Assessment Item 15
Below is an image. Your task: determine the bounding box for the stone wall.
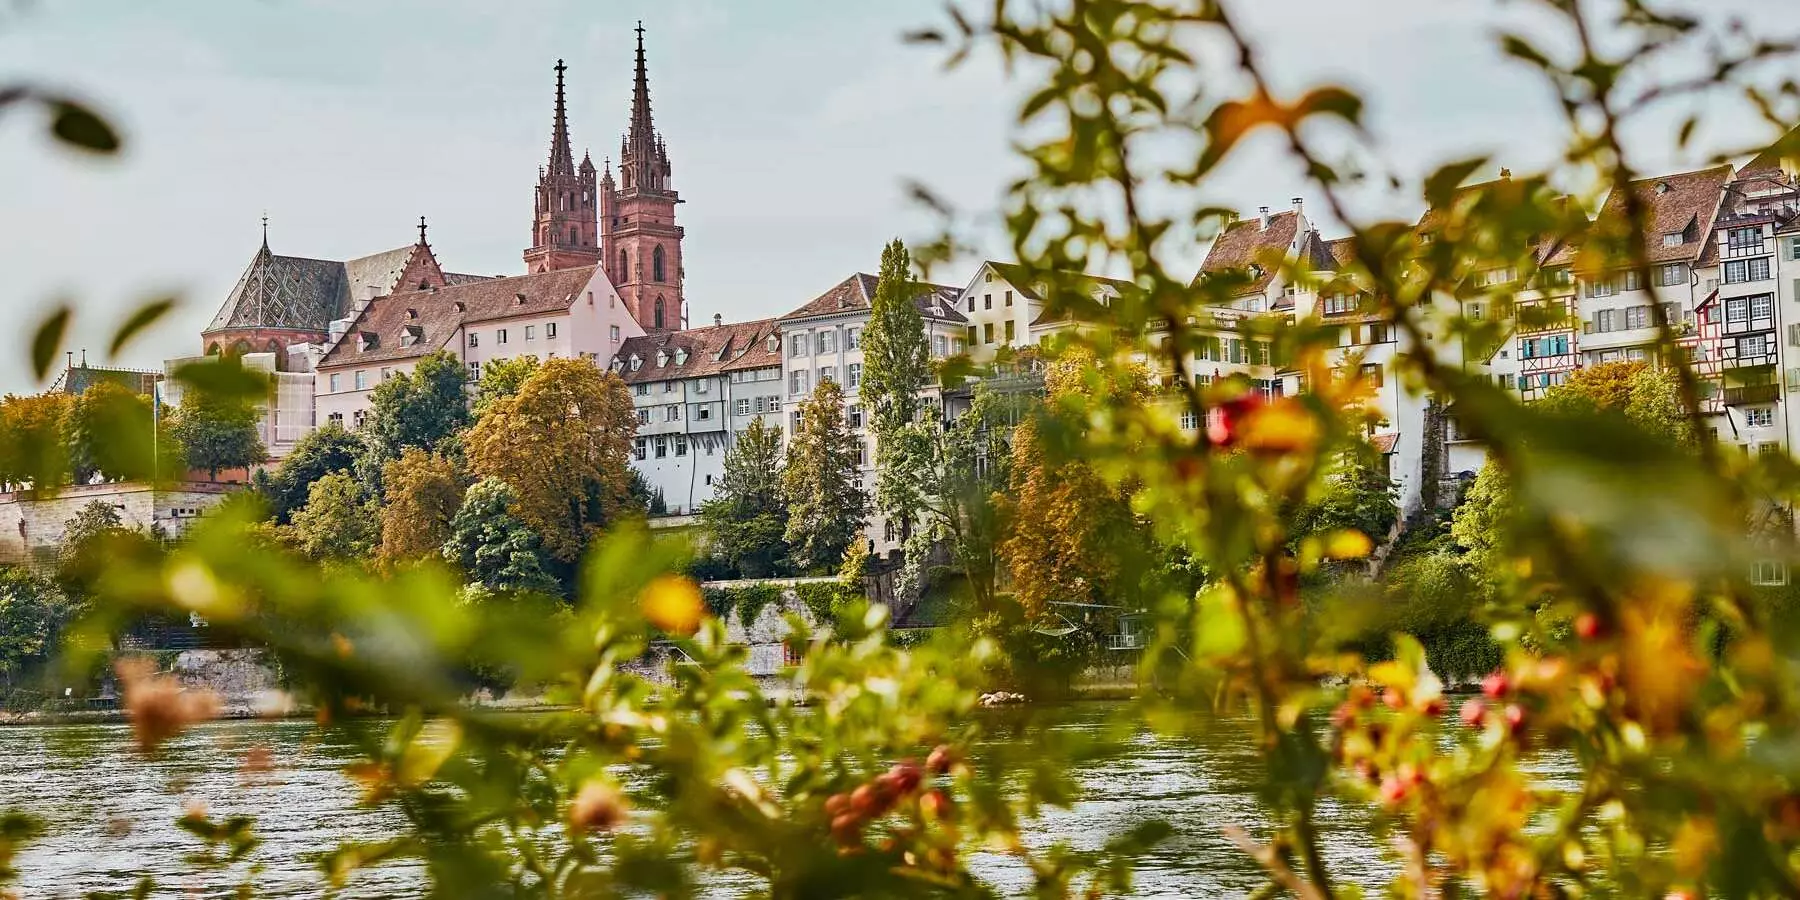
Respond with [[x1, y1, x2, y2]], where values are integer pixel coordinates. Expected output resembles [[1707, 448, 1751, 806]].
[[0, 482, 234, 565]]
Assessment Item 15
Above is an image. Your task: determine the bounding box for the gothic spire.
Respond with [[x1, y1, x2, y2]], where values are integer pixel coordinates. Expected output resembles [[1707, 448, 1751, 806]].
[[629, 22, 654, 155], [549, 59, 574, 174]]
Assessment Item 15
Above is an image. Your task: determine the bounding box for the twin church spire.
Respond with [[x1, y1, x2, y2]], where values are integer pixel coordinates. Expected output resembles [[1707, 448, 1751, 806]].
[[525, 23, 684, 333]]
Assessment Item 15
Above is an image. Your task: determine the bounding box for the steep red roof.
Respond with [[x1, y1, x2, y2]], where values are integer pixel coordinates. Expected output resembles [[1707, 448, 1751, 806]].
[[613, 318, 783, 384], [318, 265, 598, 368], [1585, 165, 1732, 269], [1196, 210, 1300, 295], [780, 273, 965, 323], [1372, 432, 1400, 454]]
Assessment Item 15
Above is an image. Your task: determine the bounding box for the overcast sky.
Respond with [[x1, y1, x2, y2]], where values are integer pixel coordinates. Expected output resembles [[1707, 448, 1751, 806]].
[[0, 0, 1787, 393]]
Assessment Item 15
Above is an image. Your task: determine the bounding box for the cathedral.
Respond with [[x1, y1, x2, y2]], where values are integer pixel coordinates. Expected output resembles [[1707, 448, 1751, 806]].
[[200, 23, 688, 371]]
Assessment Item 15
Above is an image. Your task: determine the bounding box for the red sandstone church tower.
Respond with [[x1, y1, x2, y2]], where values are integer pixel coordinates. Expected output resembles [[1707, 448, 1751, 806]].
[[601, 23, 685, 333], [523, 60, 602, 274]]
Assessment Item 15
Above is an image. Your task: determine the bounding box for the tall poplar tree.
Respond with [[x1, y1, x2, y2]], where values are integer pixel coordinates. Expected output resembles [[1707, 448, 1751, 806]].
[[699, 416, 789, 577], [858, 239, 932, 530], [781, 380, 869, 573]]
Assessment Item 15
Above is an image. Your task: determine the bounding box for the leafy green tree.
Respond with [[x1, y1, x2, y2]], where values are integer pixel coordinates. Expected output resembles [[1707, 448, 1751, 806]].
[[379, 449, 467, 566], [472, 355, 541, 418], [894, 384, 1017, 608], [289, 472, 379, 562], [365, 350, 471, 460], [781, 380, 869, 573], [262, 423, 365, 524], [699, 416, 789, 577], [859, 239, 932, 532], [441, 477, 560, 595], [1541, 360, 1691, 444], [0, 568, 56, 686], [53, 500, 126, 621], [171, 386, 265, 481], [1293, 443, 1398, 546], [0, 392, 73, 491], [466, 358, 639, 562], [65, 381, 165, 484]]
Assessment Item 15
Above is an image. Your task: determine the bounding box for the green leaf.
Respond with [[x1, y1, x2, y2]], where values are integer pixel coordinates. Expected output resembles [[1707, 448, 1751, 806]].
[[29, 305, 70, 382], [108, 296, 177, 358], [1423, 156, 1491, 207], [171, 357, 272, 402], [1294, 86, 1364, 129], [47, 98, 120, 154]]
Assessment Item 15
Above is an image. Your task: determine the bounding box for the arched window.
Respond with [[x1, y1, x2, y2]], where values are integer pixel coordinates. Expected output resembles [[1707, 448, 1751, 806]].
[[652, 245, 666, 283], [655, 297, 665, 330], [619, 249, 628, 281], [206, 342, 221, 356], [230, 339, 251, 357]]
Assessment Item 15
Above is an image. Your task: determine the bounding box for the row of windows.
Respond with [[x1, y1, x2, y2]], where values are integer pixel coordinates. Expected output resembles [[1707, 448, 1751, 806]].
[[1724, 257, 1773, 284], [468, 322, 557, 349], [1725, 294, 1775, 323], [1519, 335, 1571, 359], [732, 396, 783, 416], [635, 379, 713, 397], [790, 327, 862, 358], [788, 363, 866, 396], [965, 321, 1016, 345], [965, 290, 1014, 313], [1193, 336, 1272, 366]]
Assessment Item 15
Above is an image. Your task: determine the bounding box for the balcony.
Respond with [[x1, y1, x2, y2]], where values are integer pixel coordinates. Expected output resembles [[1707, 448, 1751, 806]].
[[1723, 383, 1780, 406], [1106, 633, 1147, 651]]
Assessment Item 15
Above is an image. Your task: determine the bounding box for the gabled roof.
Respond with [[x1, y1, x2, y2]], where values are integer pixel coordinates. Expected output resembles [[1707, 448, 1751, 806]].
[[613, 318, 783, 384], [1738, 125, 1800, 181], [1372, 432, 1400, 454], [342, 247, 419, 300], [317, 265, 600, 368], [1413, 174, 1585, 267], [1195, 210, 1301, 296], [780, 273, 965, 323], [1587, 165, 1732, 268], [206, 246, 354, 335]]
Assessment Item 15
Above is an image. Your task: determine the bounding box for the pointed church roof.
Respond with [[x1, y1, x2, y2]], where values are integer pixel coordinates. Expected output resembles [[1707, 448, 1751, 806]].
[[548, 59, 575, 175], [206, 241, 355, 335], [628, 22, 655, 157]]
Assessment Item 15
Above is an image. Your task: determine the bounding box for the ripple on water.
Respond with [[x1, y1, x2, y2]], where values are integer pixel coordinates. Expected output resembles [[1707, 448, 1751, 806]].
[[8, 703, 1565, 898]]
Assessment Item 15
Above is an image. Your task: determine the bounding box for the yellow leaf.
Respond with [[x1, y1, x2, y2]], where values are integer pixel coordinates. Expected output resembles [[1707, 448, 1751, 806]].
[[1322, 530, 1373, 559]]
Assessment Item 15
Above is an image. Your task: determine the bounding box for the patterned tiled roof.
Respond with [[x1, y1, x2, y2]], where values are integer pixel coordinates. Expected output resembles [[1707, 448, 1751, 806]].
[[1586, 165, 1732, 268], [206, 246, 352, 334], [613, 317, 782, 385], [780, 273, 965, 323], [343, 247, 419, 301], [317, 266, 600, 368], [1195, 210, 1301, 296]]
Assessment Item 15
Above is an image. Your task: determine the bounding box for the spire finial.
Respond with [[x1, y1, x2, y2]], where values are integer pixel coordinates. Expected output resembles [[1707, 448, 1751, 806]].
[[548, 58, 574, 174], [629, 22, 654, 153], [260, 212, 269, 249], [418, 215, 428, 246]]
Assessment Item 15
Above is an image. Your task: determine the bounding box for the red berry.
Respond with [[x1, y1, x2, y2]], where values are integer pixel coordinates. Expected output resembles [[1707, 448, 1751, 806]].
[[850, 784, 882, 817], [1460, 698, 1487, 727], [919, 789, 953, 820], [1503, 704, 1526, 733], [1330, 702, 1357, 728], [824, 793, 850, 817], [1419, 695, 1446, 717], [1382, 687, 1406, 710], [831, 813, 863, 845], [889, 761, 922, 795], [1574, 613, 1602, 640], [926, 745, 955, 774], [1378, 775, 1408, 806], [1481, 673, 1510, 699]]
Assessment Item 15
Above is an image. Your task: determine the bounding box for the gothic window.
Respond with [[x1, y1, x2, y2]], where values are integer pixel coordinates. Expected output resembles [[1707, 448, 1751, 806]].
[[619, 249, 628, 280], [653, 246, 666, 283], [206, 343, 221, 356], [655, 297, 666, 330], [569, 227, 578, 245]]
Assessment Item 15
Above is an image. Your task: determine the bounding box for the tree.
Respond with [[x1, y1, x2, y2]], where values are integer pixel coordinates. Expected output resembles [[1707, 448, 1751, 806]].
[[465, 358, 638, 562], [781, 379, 869, 573], [66, 381, 167, 484], [894, 384, 1017, 608], [441, 477, 560, 596], [262, 423, 366, 524], [365, 350, 471, 460], [1293, 443, 1399, 546], [0, 392, 73, 491], [289, 472, 379, 562], [1541, 360, 1690, 443], [999, 353, 1151, 617], [699, 416, 789, 577], [860, 239, 933, 534], [379, 449, 467, 566], [473, 355, 541, 418], [0, 568, 56, 686], [54, 500, 127, 618], [171, 386, 266, 481]]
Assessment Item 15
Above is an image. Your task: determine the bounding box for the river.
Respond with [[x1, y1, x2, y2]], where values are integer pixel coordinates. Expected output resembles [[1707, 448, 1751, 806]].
[[0, 703, 1579, 897]]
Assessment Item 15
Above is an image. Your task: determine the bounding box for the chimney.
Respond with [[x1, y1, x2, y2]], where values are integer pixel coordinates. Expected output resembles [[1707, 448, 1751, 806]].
[[713, 312, 723, 327], [1500, 167, 1512, 180], [1258, 206, 1271, 228], [1292, 197, 1305, 222]]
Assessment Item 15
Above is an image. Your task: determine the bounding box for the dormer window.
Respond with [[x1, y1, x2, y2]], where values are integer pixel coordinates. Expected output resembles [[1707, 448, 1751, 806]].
[[656, 350, 669, 367], [405, 308, 418, 320], [1656, 181, 1672, 195], [358, 331, 378, 352], [629, 354, 642, 371], [452, 301, 465, 313], [1248, 263, 1264, 278], [767, 334, 779, 352], [1662, 232, 1684, 247], [514, 292, 527, 306], [674, 348, 689, 365], [400, 324, 424, 347]]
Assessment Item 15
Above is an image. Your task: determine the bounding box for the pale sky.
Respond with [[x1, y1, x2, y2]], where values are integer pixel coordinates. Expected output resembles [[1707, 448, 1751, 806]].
[[0, 0, 1787, 393]]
